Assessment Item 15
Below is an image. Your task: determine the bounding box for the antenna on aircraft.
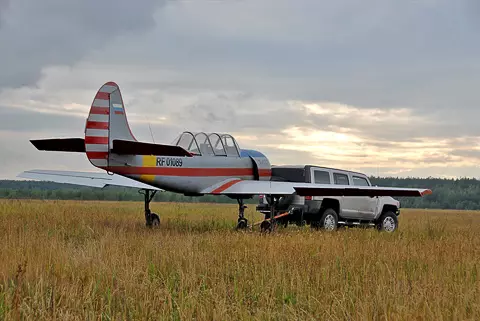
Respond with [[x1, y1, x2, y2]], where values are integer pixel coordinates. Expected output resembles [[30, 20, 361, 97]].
[[148, 123, 156, 144]]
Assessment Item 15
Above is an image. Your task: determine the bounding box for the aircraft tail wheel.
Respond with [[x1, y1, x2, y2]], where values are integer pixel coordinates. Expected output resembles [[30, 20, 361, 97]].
[[260, 220, 275, 233], [236, 218, 248, 230]]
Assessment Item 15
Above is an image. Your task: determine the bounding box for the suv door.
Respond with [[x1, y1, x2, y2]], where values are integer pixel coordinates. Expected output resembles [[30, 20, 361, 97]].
[[351, 175, 378, 220], [332, 171, 358, 218], [309, 168, 333, 213]]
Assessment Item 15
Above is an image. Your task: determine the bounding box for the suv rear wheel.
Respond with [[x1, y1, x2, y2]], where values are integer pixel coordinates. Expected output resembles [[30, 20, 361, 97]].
[[376, 211, 398, 232]]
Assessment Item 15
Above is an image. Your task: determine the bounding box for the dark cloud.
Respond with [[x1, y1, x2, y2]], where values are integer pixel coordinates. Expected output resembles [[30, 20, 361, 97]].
[[0, 0, 164, 88], [86, 1, 480, 112], [0, 0, 9, 28]]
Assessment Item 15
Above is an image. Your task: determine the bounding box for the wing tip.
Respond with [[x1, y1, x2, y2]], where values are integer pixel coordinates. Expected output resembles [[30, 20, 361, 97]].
[[420, 189, 433, 196], [293, 186, 433, 197]]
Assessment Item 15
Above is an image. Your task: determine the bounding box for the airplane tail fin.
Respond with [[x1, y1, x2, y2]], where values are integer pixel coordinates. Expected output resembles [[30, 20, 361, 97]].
[[30, 81, 192, 171], [84, 82, 137, 168]]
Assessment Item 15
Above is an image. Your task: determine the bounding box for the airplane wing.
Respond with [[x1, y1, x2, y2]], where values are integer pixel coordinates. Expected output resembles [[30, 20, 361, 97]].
[[202, 179, 431, 197], [17, 169, 161, 191], [293, 185, 431, 197]]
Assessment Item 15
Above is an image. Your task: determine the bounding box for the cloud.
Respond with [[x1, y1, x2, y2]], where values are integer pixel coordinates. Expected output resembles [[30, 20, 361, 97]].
[[0, 0, 164, 88], [0, 0, 9, 28], [2, 71, 479, 178], [81, 1, 480, 110], [2, 1, 480, 179], [0, 106, 85, 134], [0, 130, 93, 179]]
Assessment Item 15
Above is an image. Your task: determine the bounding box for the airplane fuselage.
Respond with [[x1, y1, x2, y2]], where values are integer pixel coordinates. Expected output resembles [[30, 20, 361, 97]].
[[104, 150, 271, 195]]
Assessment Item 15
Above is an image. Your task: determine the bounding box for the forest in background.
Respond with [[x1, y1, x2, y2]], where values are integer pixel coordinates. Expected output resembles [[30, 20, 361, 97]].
[[2, 177, 480, 209]]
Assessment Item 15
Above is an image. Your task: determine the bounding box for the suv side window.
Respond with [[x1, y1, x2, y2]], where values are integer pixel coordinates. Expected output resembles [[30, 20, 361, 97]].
[[333, 173, 349, 185], [353, 176, 370, 186], [313, 170, 331, 184]]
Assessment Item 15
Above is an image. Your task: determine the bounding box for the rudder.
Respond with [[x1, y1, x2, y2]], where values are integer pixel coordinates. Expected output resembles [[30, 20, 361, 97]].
[[84, 82, 136, 168]]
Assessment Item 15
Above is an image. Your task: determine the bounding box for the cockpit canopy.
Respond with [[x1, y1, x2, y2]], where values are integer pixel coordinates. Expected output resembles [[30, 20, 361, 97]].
[[172, 131, 241, 157]]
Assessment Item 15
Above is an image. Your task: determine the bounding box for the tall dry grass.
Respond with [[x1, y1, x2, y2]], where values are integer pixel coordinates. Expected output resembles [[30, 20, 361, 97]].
[[0, 200, 479, 320]]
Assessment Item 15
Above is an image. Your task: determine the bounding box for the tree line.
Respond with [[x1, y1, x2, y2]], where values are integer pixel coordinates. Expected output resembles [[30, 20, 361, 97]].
[[2, 177, 480, 209], [369, 177, 480, 210]]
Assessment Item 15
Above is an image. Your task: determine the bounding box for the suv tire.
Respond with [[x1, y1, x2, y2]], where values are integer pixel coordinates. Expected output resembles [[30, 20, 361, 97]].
[[376, 211, 398, 232], [311, 208, 338, 231]]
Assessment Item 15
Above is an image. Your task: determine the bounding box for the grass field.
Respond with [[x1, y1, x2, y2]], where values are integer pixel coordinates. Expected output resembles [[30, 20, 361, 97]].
[[0, 200, 479, 320]]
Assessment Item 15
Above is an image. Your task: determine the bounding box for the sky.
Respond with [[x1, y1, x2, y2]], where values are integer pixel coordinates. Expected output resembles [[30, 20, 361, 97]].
[[1, 0, 480, 179]]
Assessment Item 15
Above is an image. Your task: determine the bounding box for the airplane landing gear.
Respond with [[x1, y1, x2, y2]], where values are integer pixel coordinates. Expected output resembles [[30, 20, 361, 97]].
[[149, 212, 160, 226], [140, 189, 159, 228], [260, 195, 277, 233], [236, 199, 248, 230]]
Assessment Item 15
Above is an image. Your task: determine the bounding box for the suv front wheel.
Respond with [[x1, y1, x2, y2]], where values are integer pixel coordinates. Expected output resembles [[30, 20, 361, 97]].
[[376, 211, 398, 232]]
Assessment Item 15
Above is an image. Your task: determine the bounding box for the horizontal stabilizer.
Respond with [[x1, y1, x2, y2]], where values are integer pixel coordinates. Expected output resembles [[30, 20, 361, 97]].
[[31, 138, 85, 152], [111, 139, 192, 157], [18, 169, 161, 190]]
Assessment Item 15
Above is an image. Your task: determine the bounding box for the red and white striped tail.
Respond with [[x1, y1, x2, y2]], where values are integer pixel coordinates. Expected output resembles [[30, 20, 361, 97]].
[[84, 82, 136, 168]]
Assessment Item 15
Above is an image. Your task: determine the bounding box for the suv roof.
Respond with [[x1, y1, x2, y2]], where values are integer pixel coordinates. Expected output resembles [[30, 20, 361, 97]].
[[272, 164, 368, 177]]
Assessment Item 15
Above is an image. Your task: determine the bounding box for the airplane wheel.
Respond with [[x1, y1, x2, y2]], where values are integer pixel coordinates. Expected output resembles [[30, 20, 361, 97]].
[[296, 220, 306, 227], [260, 220, 271, 233], [236, 218, 248, 230], [260, 220, 276, 233], [151, 213, 160, 227]]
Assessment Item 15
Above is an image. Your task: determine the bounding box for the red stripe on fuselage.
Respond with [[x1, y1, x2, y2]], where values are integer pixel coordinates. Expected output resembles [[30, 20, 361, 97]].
[[90, 107, 110, 115], [86, 121, 109, 130], [212, 179, 242, 194], [258, 169, 272, 176], [86, 151, 109, 159], [95, 92, 110, 100], [85, 136, 109, 144], [108, 166, 270, 177]]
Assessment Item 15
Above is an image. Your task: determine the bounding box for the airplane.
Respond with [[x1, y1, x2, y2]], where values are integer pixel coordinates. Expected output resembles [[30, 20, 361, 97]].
[[18, 81, 432, 231]]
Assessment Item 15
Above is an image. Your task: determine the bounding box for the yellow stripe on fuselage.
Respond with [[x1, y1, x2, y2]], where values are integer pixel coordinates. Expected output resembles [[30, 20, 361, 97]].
[[141, 155, 156, 183]]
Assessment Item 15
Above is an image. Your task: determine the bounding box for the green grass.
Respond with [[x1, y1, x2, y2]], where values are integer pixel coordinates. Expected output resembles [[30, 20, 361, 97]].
[[0, 200, 479, 320]]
